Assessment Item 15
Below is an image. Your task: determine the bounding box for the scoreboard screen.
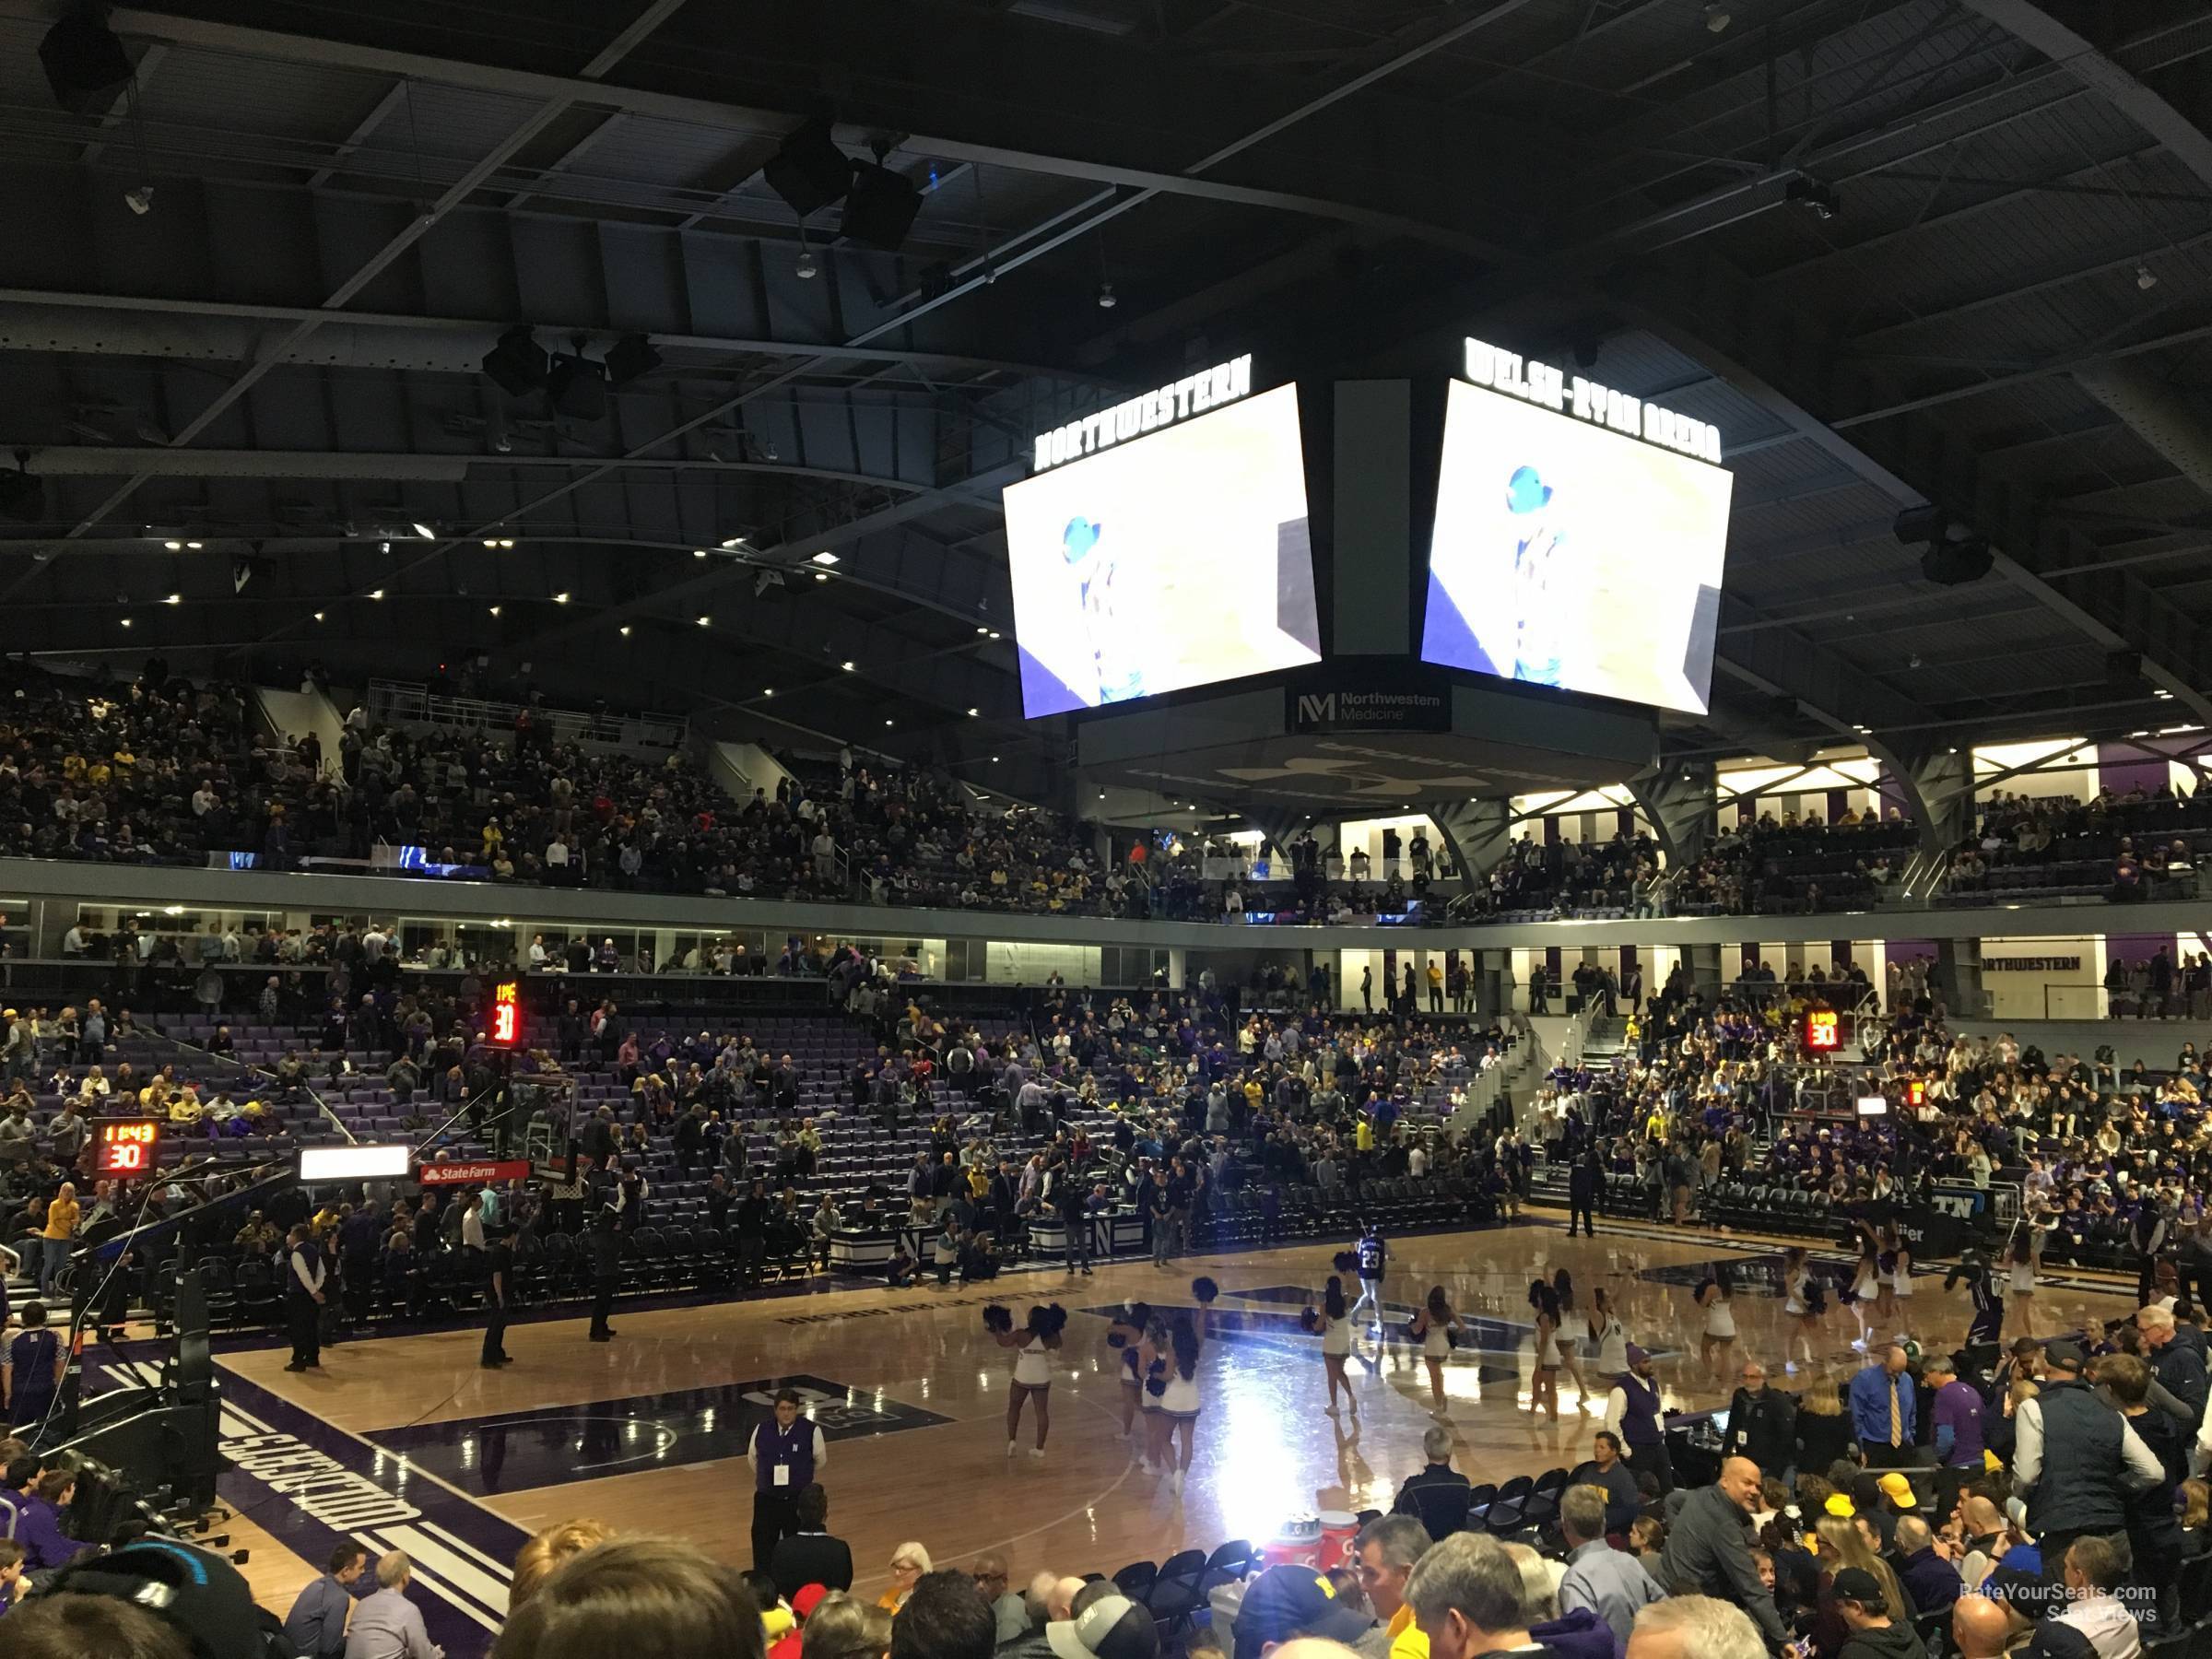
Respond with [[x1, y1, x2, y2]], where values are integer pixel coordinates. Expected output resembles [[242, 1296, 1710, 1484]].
[[490, 981, 522, 1047], [1803, 1009, 1843, 1054], [95, 1119, 160, 1179]]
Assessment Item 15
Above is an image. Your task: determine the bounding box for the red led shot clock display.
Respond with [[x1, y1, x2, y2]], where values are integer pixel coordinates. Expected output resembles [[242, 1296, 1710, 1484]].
[[95, 1119, 160, 1179], [490, 981, 522, 1047], [1804, 1009, 1841, 1053]]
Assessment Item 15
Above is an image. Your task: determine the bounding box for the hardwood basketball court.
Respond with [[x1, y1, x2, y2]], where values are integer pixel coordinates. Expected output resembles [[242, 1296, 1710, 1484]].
[[186, 1214, 2135, 1655]]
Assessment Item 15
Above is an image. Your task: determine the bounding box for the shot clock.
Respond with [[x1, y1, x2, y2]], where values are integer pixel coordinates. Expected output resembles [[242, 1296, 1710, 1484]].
[[94, 1119, 161, 1180]]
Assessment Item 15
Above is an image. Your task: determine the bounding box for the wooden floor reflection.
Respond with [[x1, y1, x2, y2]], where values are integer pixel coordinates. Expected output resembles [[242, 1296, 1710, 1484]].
[[220, 1211, 2137, 1606]]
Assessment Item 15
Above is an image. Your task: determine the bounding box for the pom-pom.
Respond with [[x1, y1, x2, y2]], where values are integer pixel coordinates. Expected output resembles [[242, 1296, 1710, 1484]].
[[1333, 1251, 1359, 1274], [1146, 1375, 1168, 1397], [982, 1304, 1013, 1335], [1300, 1306, 1322, 1334], [1191, 1276, 1219, 1305], [1033, 1304, 1069, 1339]]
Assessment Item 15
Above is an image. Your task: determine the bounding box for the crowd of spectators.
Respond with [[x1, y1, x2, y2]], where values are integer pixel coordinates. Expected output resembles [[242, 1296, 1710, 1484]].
[[1947, 786, 2211, 908]]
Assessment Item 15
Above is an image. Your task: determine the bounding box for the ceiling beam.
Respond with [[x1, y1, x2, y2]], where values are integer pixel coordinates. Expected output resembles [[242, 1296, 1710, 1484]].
[[59, 4, 1516, 261], [79, 41, 165, 167], [0, 0, 699, 601], [1960, 0, 2212, 191], [1615, 248, 2212, 728]]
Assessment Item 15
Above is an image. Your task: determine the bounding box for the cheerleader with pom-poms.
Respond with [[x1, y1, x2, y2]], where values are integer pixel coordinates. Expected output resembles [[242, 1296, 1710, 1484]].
[[1408, 1285, 1464, 1418], [1190, 1277, 1218, 1342], [985, 1303, 1065, 1460], [1103, 1300, 1152, 1441], [1141, 1313, 1204, 1496], [1308, 1276, 1358, 1416]]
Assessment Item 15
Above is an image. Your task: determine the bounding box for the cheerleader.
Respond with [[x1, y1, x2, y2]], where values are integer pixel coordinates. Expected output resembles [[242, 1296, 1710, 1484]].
[[1152, 1316, 1203, 1495], [988, 1304, 1065, 1459], [1694, 1264, 1735, 1369], [1527, 1279, 1565, 1422], [1409, 1286, 1464, 1418], [1873, 1231, 1897, 1324], [1587, 1288, 1630, 1381], [2006, 1226, 2037, 1326], [1845, 1226, 1882, 1347], [1135, 1312, 1173, 1472], [1103, 1301, 1152, 1441], [1888, 1228, 1913, 1312], [1782, 1246, 1822, 1363], [1312, 1277, 1358, 1417]]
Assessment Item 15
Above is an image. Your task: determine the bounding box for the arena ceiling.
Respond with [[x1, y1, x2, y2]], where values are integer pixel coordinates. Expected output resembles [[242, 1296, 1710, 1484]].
[[2, 0, 2211, 808]]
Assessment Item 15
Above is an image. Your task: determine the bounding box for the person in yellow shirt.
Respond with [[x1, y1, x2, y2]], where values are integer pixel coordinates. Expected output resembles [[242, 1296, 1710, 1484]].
[[1352, 1513, 1432, 1659], [1356, 1115, 1376, 1155], [37, 1182, 80, 1297], [1425, 959, 1444, 1012]]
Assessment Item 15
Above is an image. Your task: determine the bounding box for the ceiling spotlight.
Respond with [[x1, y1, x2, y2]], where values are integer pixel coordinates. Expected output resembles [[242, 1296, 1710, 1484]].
[[967, 708, 979, 717], [1096, 280, 1117, 310], [795, 247, 818, 280], [697, 615, 712, 627], [976, 626, 988, 635], [884, 719, 894, 727], [369, 588, 385, 599], [809, 550, 840, 567], [1703, 1, 1731, 30], [483, 538, 499, 548], [185, 540, 202, 549], [1785, 175, 1840, 220], [619, 625, 631, 636], [2137, 263, 2159, 291], [312, 610, 325, 622], [379, 540, 391, 555], [815, 571, 830, 582], [488, 604, 502, 616], [763, 688, 774, 696], [988, 629, 1001, 639], [841, 660, 855, 671], [162, 593, 180, 605], [720, 536, 748, 548], [163, 539, 182, 550], [551, 592, 570, 604], [411, 523, 437, 540], [693, 548, 709, 559], [118, 616, 131, 628]]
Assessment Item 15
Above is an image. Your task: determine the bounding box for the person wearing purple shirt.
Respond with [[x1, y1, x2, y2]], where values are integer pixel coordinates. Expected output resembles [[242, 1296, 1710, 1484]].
[[16, 1467, 89, 1572], [1927, 1352, 1985, 1469]]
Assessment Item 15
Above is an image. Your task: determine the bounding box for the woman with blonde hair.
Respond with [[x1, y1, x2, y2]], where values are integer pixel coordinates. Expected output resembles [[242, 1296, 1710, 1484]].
[[1793, 1369, 1853, 1477], [876, 1542, 931, 1613], [1808, 1513, 1906, 1659], [511, 1518, 618, 1611]]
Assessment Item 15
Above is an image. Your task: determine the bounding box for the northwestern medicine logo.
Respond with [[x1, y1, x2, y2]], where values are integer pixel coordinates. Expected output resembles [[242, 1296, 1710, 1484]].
[[1298, 694, 1335, 722]]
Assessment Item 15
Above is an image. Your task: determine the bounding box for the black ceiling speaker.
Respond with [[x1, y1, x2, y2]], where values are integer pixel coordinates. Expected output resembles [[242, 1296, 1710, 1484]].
[[544, 352, 607, 421], [480, 324, 547, 395], [603, 333, 662, 386], [40, 6, 134, 116], [0, 469, 44, 524], [764, 119, 853, 218], [1921, 537, 1993, 586], [841, 159, 924, 251]]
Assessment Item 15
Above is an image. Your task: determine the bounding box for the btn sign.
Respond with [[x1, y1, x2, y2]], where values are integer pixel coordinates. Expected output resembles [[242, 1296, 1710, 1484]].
[[490, 981, 522, 1047], [1804, 1009, 1842, 1053], [95, 1119, 160, 1179]]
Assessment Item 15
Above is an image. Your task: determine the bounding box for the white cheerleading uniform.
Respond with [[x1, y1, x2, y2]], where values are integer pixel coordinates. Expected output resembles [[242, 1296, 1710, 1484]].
[[1591, 1316, 1630, 1376], [1421, 1317, 1456, 1360], [1784, 1270, 1812, 1316], [1891, 1257, 1914, 1300], [1704, 1295, 1736, 1339], [1323, 1315, 1353, 1358], [1159, 1370, 1201, 1418], [1013, 1335, 1053, 1388]]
